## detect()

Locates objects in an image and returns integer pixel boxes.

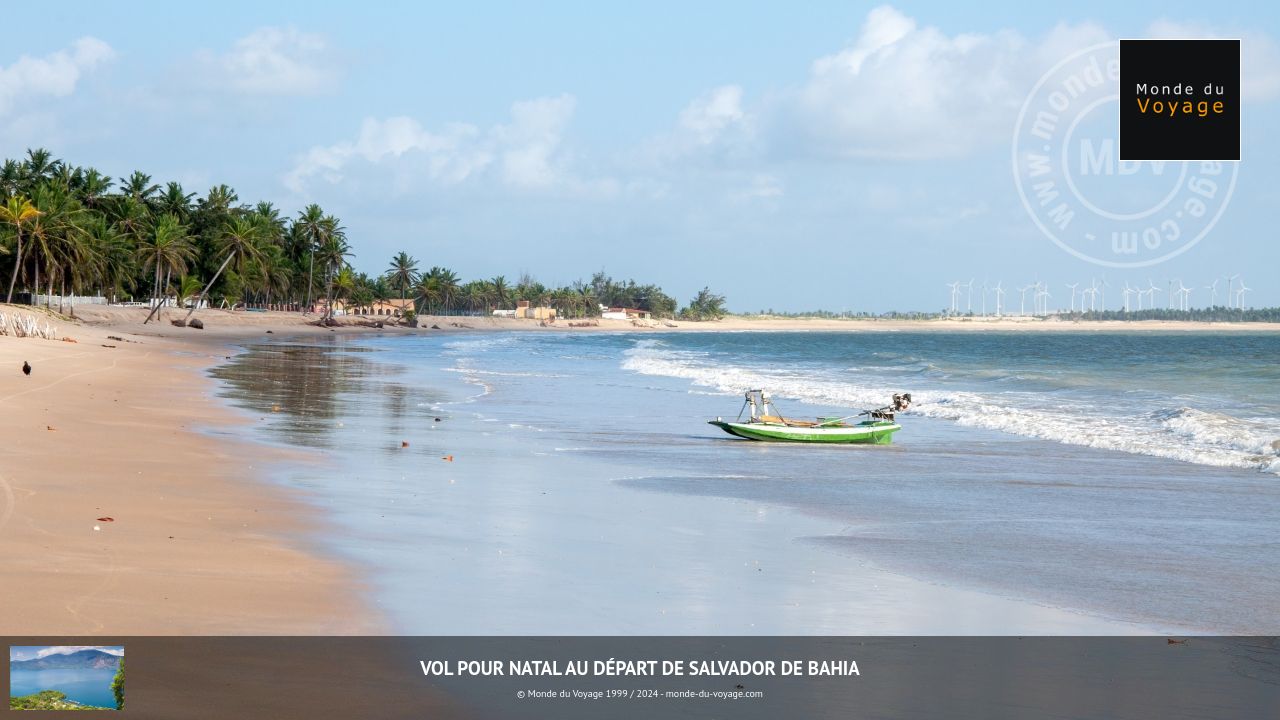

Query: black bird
[22,361,31,376]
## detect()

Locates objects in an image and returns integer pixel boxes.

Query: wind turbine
[1176,280,1192,311]
[946,281,960,314]
[1066,283,1079,313]
[1226,274,1239,308]
[1205,279,1219,308]
[1237,280,1251,310]
[1018,285,1032,316]
[993,281,1005,316]
[1035,282,1051,316]
[965,278,975,314]
[1121,282,1135,313]
[1145,279,1161,310]
[981,279,989,317]
[1097,276,1109,312]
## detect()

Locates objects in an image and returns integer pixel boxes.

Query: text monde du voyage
[419,658,860,677]
[1134,82,1228,118]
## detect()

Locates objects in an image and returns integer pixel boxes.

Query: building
[601,306,651,320]
[514,300,557,321]
[361,298,415,317]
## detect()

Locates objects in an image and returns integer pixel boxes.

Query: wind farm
[939,274,1266,320]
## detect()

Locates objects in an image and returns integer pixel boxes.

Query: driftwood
[189,318,204,329]
[171,319,186,327]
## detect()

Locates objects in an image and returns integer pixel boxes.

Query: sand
[3,301,1275,636]
[0,304,381,635]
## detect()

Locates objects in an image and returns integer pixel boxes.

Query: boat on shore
[708,390,910,444]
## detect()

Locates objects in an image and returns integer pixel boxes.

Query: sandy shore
[0,304,382,635]
[4,302,1275,636]
[68,303,1280,335]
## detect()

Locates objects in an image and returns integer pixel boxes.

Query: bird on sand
[22,361,31,376]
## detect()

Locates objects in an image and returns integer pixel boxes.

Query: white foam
[622,341,1280,475]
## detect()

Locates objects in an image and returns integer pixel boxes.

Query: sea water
[212,330,1280,634]
[9,668,116,708]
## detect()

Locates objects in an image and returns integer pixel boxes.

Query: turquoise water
[9,668,116,708]
[213,330,1280,634]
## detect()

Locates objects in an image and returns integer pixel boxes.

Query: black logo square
[1120,39,1240,161]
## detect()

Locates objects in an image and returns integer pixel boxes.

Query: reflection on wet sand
[210,338,443,449]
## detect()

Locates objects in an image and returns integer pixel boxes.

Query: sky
[2,1,1276,312]
[9,646,124,662]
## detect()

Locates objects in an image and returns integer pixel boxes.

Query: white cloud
[203,27,335,95]
[0,37,114,115]
[679,85,746,144]
[1146,20,1280,101]
[33,646,123,659]
[284,94,610,195]
[791,6,1108,159]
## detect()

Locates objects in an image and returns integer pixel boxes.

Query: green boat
[708,390,910,444]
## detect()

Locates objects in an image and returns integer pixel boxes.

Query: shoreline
[0,304,384,635]
[6,303,1275,636]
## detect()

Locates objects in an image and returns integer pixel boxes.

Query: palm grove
[0,149,727,321]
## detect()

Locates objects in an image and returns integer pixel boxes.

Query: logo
[1012,42,1237,268]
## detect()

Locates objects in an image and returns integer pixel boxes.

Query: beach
[3,304,1278,636]
[0,305,381,635]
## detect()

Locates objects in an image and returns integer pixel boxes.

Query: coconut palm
[176,275,203,309]
[120,170,161,205]
[139,214,195,322]
[385,251,420,301]
[312,221,350,319]
[489,275,510,310]
[2,195,41,302]
[81,216,133,302]
[294,204,331,312]
[183,215,263,322]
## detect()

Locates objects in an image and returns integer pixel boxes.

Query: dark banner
[6,637,1279,719]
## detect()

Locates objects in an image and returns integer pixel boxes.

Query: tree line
[0,148,727,321]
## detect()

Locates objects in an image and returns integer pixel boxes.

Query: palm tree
[2,195,41,302]
[176,275,203,308]
[414,274,442,315]
[313,223,351,319]
[184,215,262,322]
[385,251,420,301]
[120,170,161,205]
[294,204,329,312]
[490,275,510,310]
[139,214,195,322]
[156,182,195,219]
[81,216,133,302]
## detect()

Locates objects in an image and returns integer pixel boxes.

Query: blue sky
[2,2,1275,311]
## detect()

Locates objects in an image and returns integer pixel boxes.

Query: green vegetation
[680,286,727,320]
[1,148,350,316]
[111,657,125,710]
[1,148,710,322]
[9,690,109,711]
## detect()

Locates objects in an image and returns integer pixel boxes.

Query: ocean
[211,330,1280,635]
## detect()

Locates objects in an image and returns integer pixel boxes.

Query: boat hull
[708,420,899,444]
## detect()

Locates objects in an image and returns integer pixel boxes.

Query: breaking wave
[621,340,1280,475]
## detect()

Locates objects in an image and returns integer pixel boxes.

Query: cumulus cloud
[0,37,114,115]
[202,27,335,95]
[284,94,608,195]
[1146,20,1280,101]
[791,6,1110,159]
